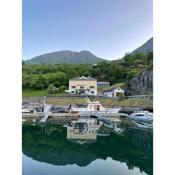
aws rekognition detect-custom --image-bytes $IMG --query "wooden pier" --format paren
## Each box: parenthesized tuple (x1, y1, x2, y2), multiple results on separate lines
(22, 112, 79, 123)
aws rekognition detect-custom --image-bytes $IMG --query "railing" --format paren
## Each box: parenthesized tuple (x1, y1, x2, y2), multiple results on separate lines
(125, 95, 153, 99)
(23, 94, 153, 99)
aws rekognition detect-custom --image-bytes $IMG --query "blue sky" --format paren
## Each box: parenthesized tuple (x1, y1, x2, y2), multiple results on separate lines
(23, 0, 153, 60)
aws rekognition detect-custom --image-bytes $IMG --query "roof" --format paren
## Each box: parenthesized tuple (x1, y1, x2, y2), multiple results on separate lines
(97, 82, 110, 84)
(70, 76, 96, 81)
(103, 87, 124, 93)
(103, 88, 116, 93)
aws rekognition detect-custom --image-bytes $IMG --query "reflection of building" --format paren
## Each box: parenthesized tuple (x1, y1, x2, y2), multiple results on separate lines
(68, 76, 97, 95)
(103, 87, 124, 98)
(67, 119, 99, 142)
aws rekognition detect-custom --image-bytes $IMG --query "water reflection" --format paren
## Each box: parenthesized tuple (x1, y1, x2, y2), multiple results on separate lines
(22, 124, 153, 175)
(66, 118, 124, 144)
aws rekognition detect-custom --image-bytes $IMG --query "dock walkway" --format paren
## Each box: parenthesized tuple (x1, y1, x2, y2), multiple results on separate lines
(40, 104, 52, 123)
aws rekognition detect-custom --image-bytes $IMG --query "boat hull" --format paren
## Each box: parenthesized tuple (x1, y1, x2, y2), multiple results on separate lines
(131, 120, 153, 129)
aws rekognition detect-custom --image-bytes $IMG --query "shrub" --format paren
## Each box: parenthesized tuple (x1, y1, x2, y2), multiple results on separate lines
(59, 85, 66, 93)
(47, 84, 59, 94)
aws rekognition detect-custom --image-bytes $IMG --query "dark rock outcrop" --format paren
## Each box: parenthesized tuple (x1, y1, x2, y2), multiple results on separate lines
(126, 69, 153, 95)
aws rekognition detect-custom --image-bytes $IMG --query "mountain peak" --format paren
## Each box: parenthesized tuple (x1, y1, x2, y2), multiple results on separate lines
(25, 50, 106, 64)
(79, 50, 92, 54)
(131, 37, 153, 55)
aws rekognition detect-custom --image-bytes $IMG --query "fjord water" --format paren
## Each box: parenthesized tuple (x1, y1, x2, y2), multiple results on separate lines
(22, 124, 153, 175)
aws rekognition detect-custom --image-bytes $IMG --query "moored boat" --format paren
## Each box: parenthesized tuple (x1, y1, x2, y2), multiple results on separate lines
(129, 111, 153, 129)
(71, 98, 120, 116)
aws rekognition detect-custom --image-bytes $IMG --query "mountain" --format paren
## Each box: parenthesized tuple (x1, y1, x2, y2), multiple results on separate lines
(25, 50, 107, 64)
(131, 37, 153, 55)
(113, 37, 153, 63)
(25, 38, 153, 64)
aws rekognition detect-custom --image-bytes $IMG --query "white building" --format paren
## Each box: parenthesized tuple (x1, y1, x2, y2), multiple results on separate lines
(97, 81, 110, 87)
(103, 87, 124, 98)
(68, 76, 97, 96)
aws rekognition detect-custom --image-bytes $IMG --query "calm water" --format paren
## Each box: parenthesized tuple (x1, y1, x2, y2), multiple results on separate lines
(22, 123, 153, 175)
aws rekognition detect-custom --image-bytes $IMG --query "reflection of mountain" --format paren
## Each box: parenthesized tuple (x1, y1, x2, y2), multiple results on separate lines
(22, 124, 153, 175)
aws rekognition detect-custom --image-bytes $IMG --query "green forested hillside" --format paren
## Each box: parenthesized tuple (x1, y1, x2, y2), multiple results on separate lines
(22, 52, 153, 94)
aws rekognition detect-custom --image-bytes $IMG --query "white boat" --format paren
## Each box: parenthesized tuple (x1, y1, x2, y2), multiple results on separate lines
(71, 98, 120, 116)
(67, 119, 102, 141)
(22, 108, 31, 114)
(102, 118, 123, 134)
(129, 111, 153, 119)
(131, 120, 153, 129)
(129, 111, 153, 129)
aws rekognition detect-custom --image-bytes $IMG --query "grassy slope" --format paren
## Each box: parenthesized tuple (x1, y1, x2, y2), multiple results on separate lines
(22, 89, 67, 97)
(22, 89, 47, 97)
(22, 90, 152, 107)
(98, 98, 153, 107)
(46, 98, 86, 105)
(97, 83, 126, 92)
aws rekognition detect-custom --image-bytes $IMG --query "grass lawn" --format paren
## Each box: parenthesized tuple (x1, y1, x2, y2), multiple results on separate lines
(46, 98, 86, 105)
(23, 89, 152, 107)
(22, 89, 69, 97)
(98, 98, 153, 107)
(22, 89, 48, 97)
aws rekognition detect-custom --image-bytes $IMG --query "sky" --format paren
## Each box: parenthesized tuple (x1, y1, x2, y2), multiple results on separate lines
(23, 0, 153, 60)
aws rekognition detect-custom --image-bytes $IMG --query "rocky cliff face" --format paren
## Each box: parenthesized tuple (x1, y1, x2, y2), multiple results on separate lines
(126, 69, 153, 95)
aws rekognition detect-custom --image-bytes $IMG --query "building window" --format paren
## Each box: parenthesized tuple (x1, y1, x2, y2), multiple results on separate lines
(91, 91, 94, 94)
(71, 86, 76, 88)
(80, 86, 84, 89)
(71, 91, 74, 94)
(90, 86, 94, 88)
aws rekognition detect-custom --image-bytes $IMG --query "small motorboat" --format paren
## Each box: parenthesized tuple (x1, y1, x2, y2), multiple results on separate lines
(22, 108, 32, 114)
(129, 111, 153, 129)
(98, 117, 123, 134)
(129, 111, 153, 118)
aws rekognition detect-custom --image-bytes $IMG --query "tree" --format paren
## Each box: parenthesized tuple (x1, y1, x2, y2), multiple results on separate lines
(123, 53, 135, 66)
(126, 69, 140, 80)
(145, 52, 153, 65)
(33, 74, 48, 89)
(47, 84, 59, 94)
(59, 85, 66, 93)
(22, 73, 32, 88)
